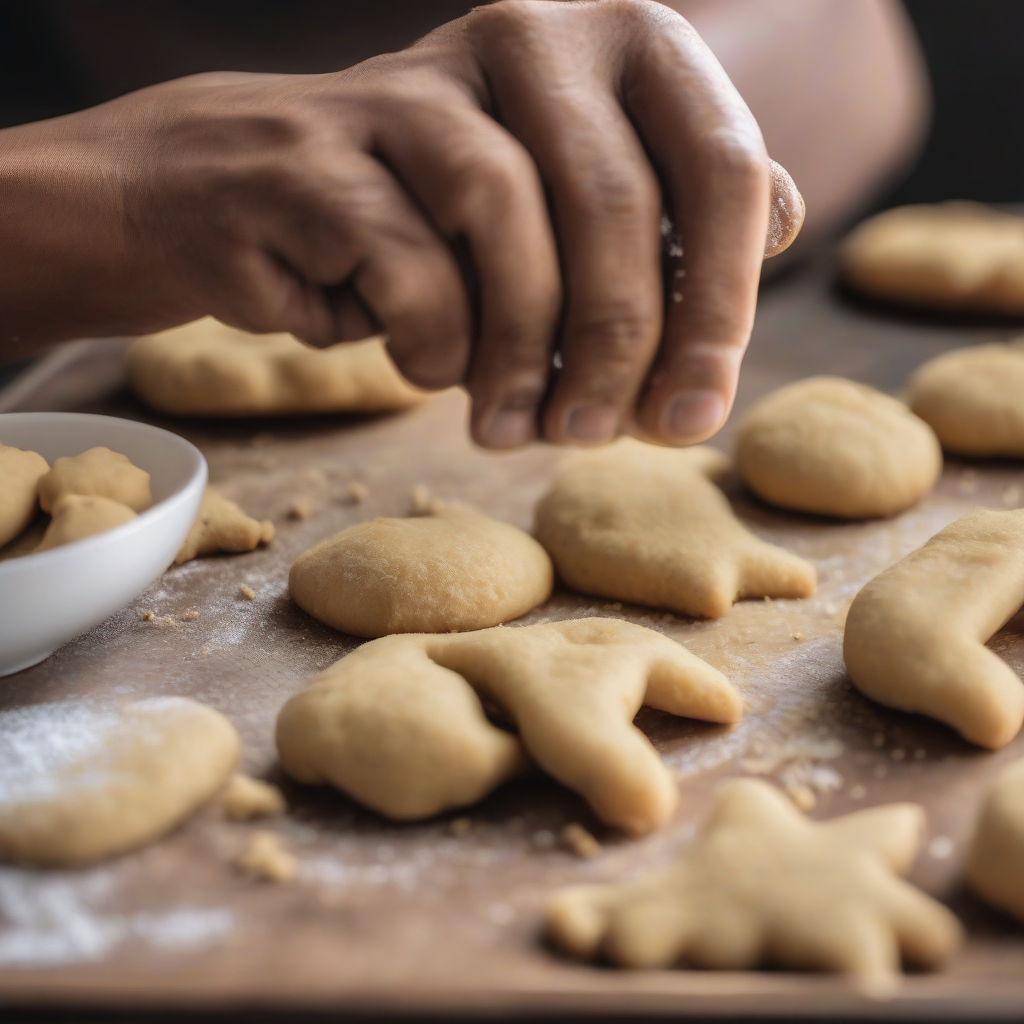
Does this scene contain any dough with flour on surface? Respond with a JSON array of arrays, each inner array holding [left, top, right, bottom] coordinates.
[[908, 340, 1024, 456], [735, 377, 941, 518], [290, 505, 553, 637], [545, 778, 960, 996], [276, 618, 741, 835], [0, 442, 48, 547], [0, 697, 240, 866], [842, 202, 1024, 314], [175, 486, 274, 564], [533, 438, 815, 619], [38, 446, 152, 514], [844, 508, 1024, 749], [127, 317, 426, 417], [34, 494, 137, 552], [967, 758, 1024, 921]]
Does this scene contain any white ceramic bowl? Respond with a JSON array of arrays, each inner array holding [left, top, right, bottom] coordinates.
[[0, 413, 207, 676]]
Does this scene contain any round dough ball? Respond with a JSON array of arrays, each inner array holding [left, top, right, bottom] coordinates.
[[0, 443, 48, 547], [127, 317, 425, 416], [289, 507, 553, 637], [0, 697, 240, 866], [908, 342, 1024, 456], [735, 377, 942, 519]]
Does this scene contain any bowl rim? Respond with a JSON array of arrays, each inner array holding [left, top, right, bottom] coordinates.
[[0, 411, 207, 573]]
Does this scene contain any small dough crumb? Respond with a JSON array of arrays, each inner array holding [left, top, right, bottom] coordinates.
[[410, 485, 441, 516], [288, 498, 316, 520], [236, 830, 297, 883], [181, 609, 199, 621], [345, 481, 370, 505], [448, 816, 472, 837], [219, 773, 286, 820], [561, 823, 601, 859], [238, 585, 256, 601], [141, 611, 154, 622]]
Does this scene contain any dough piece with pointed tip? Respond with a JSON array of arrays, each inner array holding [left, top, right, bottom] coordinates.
[[844, 509, 1024, 749], [842, 202, 1024, 314], [34, 494, 137, 552], [0, 697, 240, 866], [908, 341, 1024, 456], [276, 617, 741, 835], [38, 446, 152, 513], [533, 439, 815, 619], [735, 377, 942, 518], [546, 778, 960, 996], [175, 486, 274, 564], [290, 506, 553, 637], [967, 758, 1024, 920], [0, 443, 48, 547], [127, 317, 425, 416]]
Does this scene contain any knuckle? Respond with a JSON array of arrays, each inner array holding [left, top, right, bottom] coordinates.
[[568, 302, 659, 377], [574, 159, 659, 223]]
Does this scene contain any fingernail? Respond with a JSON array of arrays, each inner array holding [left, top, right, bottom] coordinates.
[[481, 408, 536, 449], [665, 389, 725, 441], [565, 405, 618, 445]]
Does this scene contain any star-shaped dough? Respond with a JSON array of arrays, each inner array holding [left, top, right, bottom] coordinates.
[[546, 779, 961, 995], [534, 439, 816, 619], [276, 618, 742, 835]]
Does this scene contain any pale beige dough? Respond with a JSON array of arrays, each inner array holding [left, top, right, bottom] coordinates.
[[546, 778, 961, 995], [966, 758, 1024, 921], [38, 446, 152, 514], [0, 443, 48, 547], [908, 340, 1024, 456], [34, 494, 137, 552], [127, 317, 425, 416], [219, 773, 287, 820], [236, 830, 298, 883], [842, 202, 1024, 314], [735, 377, 942, 518], [0, 696, 240, 866], [533, 439, 816, 619], [276, 618, 741, 835], [844, 509, 1024, 749], [174, 486, 274, 564], [290, 506, 553, 637]]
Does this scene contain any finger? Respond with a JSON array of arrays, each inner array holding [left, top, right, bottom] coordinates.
[[622, 6, 771, 444], [369, 89, 561, 449], [465, 2, 664, 447], [256, 150, 472, 388]]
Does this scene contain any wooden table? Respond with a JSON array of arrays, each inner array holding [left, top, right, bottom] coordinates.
[[3, 255, 1024, 1020]]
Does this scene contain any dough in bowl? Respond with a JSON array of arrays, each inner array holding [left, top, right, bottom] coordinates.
[[0, 696, 240, 866], [38, 446, 153, 513], [735, 377, 942, 518], [127, 317, 426, 417], [908, 341, 1024, 456], [35, 494, 137, 552], [0, 442, 48, 547], [290, 506, 553, 637], [842, 202, 1024, 315]]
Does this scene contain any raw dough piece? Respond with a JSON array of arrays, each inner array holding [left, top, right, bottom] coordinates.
[[842, 202, 1024, 314], [174, 486, 274, 564], [0, 443, 48, 546], [289, 506, 553, 637], [0, 696, 240, 866], [908, 341, 1024, 456], [844, 509, 1024, 749], [127, 317, 425, 416], [735, 377, 942, 518], [546, 778, 960, 995], [966, 758, 1024, 921], [38, 446, 152, 513], [533, 439, 816, 619], [276, 618, 741, 835], [34, 494, 137, 552], [219, 773, 287, 820], [236, 830, 298, 882]]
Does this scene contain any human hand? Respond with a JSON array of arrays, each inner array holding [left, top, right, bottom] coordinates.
[[0, 0, 803, 448]]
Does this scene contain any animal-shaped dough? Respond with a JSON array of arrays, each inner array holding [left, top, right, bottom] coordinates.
[[127, 317, 425, 416], [38, 446, 152, 513], [844, 509, 1024, 749], [276, 618, 741, 835], [290, 506, 553, 637], [908, 341, 1024, 456], [966, 758, 1024, 921], [0, 697, 240, 866], [533, 439, 816, 619], [842, 202, 1024, 315], [174, 486, 274, 564], [34, 494, 137, 552], [735, 377, 941, 518], [546, 778, 961, 995], [0, 443, 48, 547]]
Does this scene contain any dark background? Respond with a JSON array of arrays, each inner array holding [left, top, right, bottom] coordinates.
[[2, 1, 1024, 213]]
